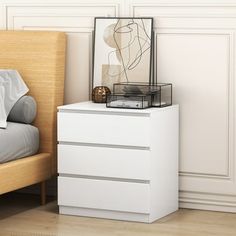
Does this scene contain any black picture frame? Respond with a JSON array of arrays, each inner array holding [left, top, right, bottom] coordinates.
[[92, 17, 154, 92]]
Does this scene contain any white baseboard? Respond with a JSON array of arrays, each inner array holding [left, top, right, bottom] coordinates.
[[180, 191, 236, 213]]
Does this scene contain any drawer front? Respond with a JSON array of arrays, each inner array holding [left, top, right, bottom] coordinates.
[[58, 112, 150, 147], [58, 144, 150, 180], [58, 177, 150, 214]]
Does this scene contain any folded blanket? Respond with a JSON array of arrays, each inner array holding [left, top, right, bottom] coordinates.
[[0, 70, 29, 128]]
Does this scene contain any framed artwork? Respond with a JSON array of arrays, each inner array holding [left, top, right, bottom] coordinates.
[[92, 17, 154, 91]]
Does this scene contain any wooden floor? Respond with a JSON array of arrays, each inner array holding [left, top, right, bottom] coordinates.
[[0, 193, 236, 236]]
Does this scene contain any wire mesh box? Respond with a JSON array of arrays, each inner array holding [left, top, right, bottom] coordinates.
[[106, 93, 152, 109], [112, 82, 172, 107]]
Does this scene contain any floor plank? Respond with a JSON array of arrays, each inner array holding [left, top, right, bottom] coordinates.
[[0, 193, 236, 236]]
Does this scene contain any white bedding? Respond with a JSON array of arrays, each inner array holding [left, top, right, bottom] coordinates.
[[0, 122, 39, 163], [0, 70, 29, 128]]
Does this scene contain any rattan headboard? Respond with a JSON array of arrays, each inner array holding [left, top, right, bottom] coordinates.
[[0, 31, 66, 174]]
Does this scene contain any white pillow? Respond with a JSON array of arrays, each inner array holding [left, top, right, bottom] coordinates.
[[0, 70, 29, 129]]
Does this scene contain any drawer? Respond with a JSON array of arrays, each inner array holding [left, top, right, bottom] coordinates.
[[58, 112, 150, 147], [58, 177, 150, 214], [58, 144, 150, 180]]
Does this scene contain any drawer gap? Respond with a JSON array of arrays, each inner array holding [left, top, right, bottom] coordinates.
[[59, 174, 150, 184], [58, 141, 150, 150], [59, 109, 150, 117]]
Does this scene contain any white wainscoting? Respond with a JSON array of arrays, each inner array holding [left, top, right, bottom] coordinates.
[[1, 0, 236, 212], [131, 1, 236, 211]]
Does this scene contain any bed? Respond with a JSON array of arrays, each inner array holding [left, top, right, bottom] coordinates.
[[0, 31, 66, 204]]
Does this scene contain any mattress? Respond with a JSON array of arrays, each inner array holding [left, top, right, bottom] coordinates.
[[0, 122, 39, 163]]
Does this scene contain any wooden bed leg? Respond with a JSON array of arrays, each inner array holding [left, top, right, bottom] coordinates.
[[40, 181, 46, 205]]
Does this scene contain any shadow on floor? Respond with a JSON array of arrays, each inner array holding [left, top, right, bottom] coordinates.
[[0, 192, 56, 220]]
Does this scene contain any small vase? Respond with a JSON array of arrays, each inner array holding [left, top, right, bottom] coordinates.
[[92, 86, 111, 103]]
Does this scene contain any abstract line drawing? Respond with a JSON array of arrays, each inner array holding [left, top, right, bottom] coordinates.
[[93, 18, 153, 91]]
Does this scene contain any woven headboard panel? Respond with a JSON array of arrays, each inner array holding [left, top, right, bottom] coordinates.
[[0, 31, 66, 174]]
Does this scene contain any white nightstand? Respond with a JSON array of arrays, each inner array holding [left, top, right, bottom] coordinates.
[[57, 101, 179, 223]]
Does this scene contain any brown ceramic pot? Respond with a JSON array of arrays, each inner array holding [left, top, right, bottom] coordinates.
[[92, 86, 111, 103]]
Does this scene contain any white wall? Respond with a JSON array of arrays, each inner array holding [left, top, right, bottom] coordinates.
[[1, 0, 236, 212]]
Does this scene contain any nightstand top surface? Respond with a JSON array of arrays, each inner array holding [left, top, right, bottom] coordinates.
[[58, 101, 178, 114]]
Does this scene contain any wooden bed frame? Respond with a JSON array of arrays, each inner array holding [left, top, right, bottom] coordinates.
[[0, 31, 66, 204]]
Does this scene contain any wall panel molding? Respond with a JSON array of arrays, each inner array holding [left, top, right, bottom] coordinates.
[[131, 2, 236, 210], [154, 29, 233, 180]]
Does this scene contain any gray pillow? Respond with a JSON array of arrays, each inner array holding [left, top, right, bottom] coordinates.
[[8, 96, 37, 124]]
